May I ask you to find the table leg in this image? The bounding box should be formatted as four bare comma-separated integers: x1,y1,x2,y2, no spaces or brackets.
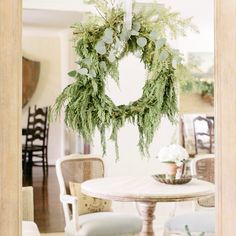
137,202,157,236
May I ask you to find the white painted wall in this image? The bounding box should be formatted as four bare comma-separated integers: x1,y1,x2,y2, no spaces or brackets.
22,27,80,165
165,0,214,54
22,28,63,165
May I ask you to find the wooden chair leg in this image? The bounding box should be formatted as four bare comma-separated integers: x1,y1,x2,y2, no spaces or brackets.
42,149,45,169
22,152,27,175
46,149,48,168
25,151,33,176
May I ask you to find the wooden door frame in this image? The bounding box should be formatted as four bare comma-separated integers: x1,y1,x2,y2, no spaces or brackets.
215,0,236,235
0,0,22,236
1,0,236,235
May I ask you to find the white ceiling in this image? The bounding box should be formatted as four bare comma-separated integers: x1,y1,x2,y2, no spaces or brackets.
23,1,161,29
23,9,84,29
23,0,213,34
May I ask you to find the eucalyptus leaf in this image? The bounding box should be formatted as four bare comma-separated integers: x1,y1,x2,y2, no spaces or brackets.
68,70,77,77
132,22,141,32
172,59,178,69
89,69,97,77
104,28,113,37
173,49,180,55
78,68,88,75
137,37,147,47
103,29,114,44
82,58,92,66
149,30,158,40
160,50,169,61
130,30,139,36
99,61,107,71
108,52,116,63
103,36,113,44
135,51,143,58
155,38,167,50
95,41,106,55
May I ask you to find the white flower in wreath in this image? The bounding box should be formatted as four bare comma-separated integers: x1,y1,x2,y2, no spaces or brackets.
158,144,189,167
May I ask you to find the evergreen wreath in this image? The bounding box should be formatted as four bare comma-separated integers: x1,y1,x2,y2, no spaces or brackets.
51,0,196,160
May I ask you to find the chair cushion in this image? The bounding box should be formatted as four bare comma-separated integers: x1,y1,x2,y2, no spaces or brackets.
69,182,112,215
22,221,40,236
66,212,142,236
165,211,215,234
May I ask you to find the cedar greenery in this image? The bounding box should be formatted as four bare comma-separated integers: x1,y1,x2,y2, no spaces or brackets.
51,0,195,160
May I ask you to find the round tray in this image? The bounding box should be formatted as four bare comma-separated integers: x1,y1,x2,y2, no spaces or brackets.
153,174,192,185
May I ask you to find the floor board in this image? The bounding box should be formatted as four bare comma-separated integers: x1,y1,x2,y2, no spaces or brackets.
23,166,65,233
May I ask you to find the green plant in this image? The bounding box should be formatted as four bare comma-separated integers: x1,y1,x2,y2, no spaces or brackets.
185,225,205,236
181,77,214,97
51,0,196,160
196,80,214,97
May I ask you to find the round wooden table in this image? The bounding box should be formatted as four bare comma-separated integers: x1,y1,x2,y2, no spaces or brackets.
81,176,215,236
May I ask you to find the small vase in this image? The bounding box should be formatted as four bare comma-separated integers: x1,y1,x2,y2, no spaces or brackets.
162,162,178,175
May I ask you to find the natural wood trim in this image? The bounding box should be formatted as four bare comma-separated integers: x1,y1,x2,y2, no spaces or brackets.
215,0,236,235
0,1,22,236
215,1,221,235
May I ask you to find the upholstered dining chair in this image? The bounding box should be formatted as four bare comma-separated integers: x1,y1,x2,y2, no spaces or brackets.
56,154,142,236
163,155,215,236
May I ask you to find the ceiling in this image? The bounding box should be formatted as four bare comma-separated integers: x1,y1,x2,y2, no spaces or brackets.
23,0,213,32
23,9,84,29
23,1,161,29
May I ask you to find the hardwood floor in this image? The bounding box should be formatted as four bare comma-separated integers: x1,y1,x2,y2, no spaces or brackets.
23,166,65,233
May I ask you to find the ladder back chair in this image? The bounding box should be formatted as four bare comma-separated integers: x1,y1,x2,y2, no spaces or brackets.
22,106,49,173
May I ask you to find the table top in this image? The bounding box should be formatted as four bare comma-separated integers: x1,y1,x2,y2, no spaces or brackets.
81,176,215,202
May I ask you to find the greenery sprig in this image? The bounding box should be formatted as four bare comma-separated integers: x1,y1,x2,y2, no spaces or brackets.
51,0,195,160
185,225,205,236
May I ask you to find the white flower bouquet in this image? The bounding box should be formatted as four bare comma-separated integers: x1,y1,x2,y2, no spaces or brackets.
158,144,189,167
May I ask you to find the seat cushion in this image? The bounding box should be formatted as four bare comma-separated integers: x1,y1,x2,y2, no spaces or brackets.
66,212,142,236
22,221,41,236
165,211,215,234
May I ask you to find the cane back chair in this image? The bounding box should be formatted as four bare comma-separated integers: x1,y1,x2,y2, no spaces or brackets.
56,154,142,236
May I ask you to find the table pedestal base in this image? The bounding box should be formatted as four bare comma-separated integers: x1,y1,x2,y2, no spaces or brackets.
137,202,156,236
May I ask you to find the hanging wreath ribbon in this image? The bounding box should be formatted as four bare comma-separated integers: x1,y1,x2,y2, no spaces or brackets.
124,0,133,30
51,0,194,160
